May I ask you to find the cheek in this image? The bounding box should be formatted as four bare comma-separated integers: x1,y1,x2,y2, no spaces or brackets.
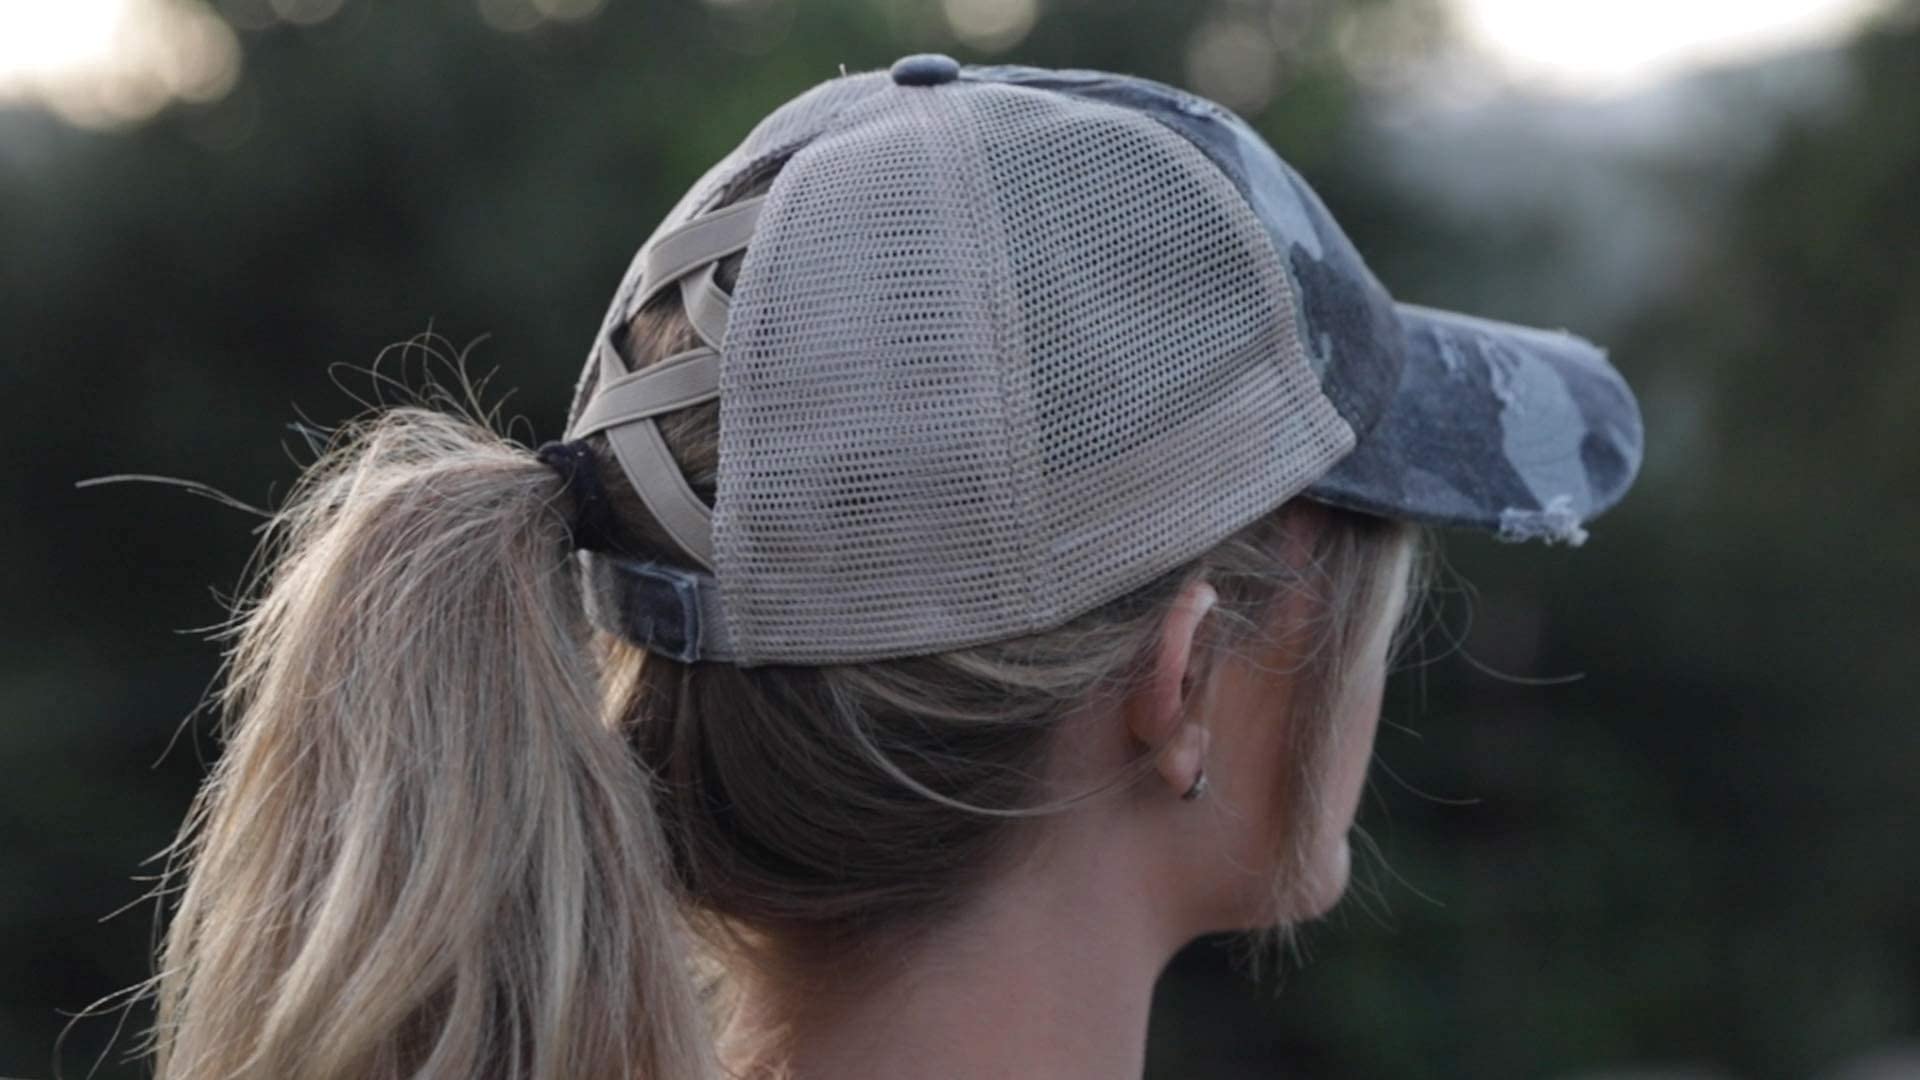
1326,669,1387,828
1287,648,1393,916
1186,673,1300,926
1205,593,1405,927
1252,562,1410,924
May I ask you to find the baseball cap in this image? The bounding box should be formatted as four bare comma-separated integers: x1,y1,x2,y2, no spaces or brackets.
562,54,1644,667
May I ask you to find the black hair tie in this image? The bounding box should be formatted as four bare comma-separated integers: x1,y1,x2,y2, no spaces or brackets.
536,439,620,552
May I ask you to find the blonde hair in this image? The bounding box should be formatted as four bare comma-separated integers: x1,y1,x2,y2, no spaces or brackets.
151,406,718,1079
148,186,1421,1080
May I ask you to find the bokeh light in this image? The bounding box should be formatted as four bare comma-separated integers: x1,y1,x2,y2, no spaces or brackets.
942,0,1039,53
475,0,606,33
0,0,241,128
1184,14,1280,113
267,0,344,27
1451,0,1887,94
530,0,607,23
475,0,543,34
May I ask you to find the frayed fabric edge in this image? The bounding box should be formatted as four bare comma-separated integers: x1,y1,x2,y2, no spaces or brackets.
1497,494,1590,546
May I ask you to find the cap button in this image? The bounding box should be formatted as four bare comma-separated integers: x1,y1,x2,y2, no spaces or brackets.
890,53,961,87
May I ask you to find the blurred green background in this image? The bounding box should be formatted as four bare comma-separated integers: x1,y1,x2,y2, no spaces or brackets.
4,0,1917,1077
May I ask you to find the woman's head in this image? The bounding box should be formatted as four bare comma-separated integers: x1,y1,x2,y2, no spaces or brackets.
578,211,1423,957
147,55,1638,1080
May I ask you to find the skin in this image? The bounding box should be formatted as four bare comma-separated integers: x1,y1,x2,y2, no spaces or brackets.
748,568,1409,1080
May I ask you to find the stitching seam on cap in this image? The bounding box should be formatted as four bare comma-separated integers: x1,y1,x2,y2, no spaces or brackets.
940,84,1044,630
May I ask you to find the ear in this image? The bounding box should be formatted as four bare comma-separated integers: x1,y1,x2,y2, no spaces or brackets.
1126,579,1219,796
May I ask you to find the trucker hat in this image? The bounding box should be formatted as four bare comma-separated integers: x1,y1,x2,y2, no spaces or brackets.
560,54,1644,667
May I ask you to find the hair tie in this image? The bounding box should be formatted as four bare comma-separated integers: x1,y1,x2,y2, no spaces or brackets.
536,439,620,552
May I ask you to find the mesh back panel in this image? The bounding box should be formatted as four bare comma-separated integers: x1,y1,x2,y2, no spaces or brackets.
714,81,1353,664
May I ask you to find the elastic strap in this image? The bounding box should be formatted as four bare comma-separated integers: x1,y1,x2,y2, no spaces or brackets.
633,196,764,314
602,409,718,571
535,439,620,553
680,264,733,350
570,347,719,439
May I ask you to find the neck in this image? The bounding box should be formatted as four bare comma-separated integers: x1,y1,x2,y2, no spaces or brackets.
744,813,1192,1080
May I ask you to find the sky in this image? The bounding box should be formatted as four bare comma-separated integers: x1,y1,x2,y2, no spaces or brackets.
1450,0,1888,95
0,0,1897,128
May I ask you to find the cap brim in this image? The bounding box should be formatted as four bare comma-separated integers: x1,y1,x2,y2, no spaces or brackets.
1303,303,1644,545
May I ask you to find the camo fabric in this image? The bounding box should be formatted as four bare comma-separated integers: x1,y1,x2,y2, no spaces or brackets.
967,64,1644,543
1311,304,1643,544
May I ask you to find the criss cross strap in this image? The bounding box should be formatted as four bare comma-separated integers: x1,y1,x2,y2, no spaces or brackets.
633,195,764,314
602,415,719,570
679,263,733,351
570,346,720,440
567,196,762,636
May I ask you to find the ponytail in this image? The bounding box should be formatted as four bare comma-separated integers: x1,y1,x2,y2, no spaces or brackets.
152,407,715,1079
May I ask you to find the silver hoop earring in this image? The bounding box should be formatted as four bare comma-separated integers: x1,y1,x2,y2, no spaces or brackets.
1180,770,1209,802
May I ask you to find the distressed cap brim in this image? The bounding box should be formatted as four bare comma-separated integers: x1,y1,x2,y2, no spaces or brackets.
1303,303,1645,546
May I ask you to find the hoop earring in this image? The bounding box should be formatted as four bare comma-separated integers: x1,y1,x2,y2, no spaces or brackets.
1180,770,1209,802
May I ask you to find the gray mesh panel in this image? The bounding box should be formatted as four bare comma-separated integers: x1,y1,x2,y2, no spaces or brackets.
716,80,1352,665
961,84,1353,632
718,87,1032,663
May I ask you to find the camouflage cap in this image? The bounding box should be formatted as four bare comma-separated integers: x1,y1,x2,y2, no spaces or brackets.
563,54,1645,665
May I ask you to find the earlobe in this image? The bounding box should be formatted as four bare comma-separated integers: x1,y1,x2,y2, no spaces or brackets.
1128,580,1218,796
1157,721,1210,798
